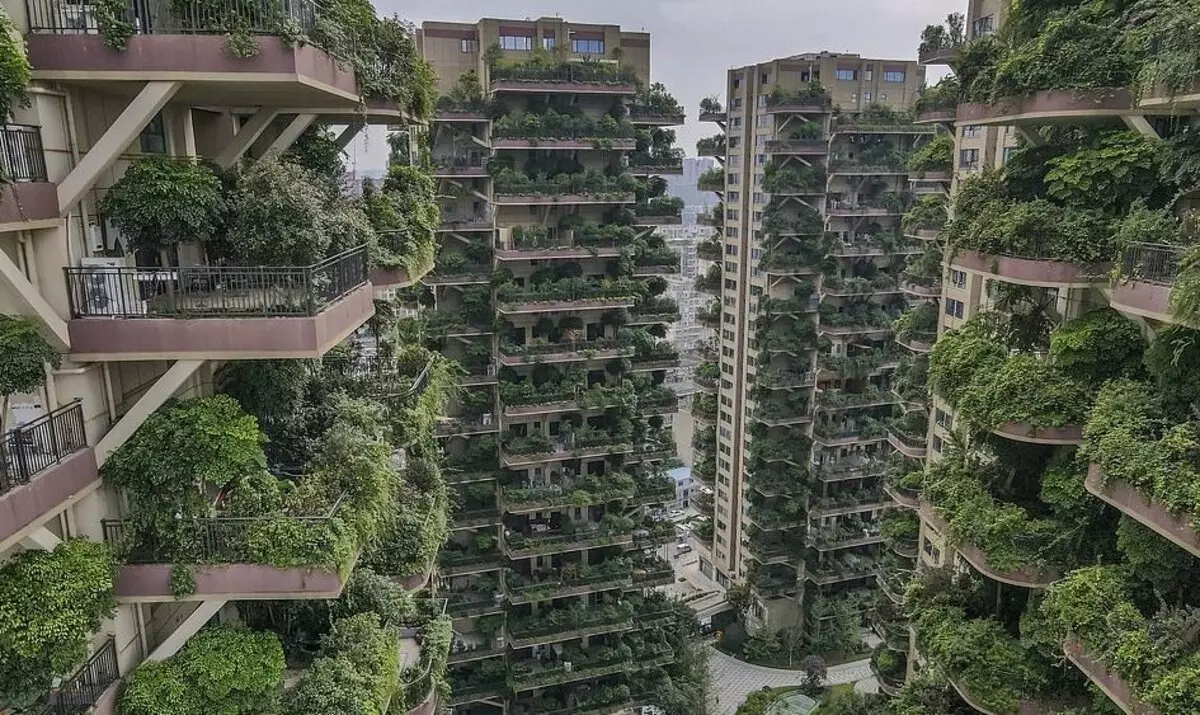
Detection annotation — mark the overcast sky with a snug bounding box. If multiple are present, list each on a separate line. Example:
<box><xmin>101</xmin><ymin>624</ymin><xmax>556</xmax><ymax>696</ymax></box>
<box><xmin>346</xmin><ymin>0</ymin><xmax>961</xmax><ymax>174</ymax></box>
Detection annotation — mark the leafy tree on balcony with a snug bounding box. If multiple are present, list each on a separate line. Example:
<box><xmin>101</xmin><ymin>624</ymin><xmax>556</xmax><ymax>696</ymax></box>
<box><xmin>100</xmin><ymin>157</ymin><xmax>227</xmax><ymax>256</ymax></box>
<box><xmin>901</xmin><ymin>193</ymin><xmax>948</xmax><ymax>236</ymax></box>
<box><xmin>919</xmin><ymin>13</ymin><xmax>964</xmax><ymax>57</ymax></box>
<box><xmin>695</xmin><ymin>135</ymin><xmax>725</xmax><ymax>155</ymax></box>
<box><xmin>762</xmin><ymin>161</ymin><xmax>826</xmax><ymax>194</ymax></box>
<box><xmin>0</xmin><ymin>540</ymin><xmax>116</xmax><ymax>707</ymax></box>
<box><xmin>0</xmin><ymin>314</ymin><xmax>60</xmax><ymax>434</ymax></box>
<box><xmin>493</xmin><ymin>110</ymin><xmax>635</xmax><ymax>140</ymax></box>
<box><xmin>631</xmin><ymin>127</ymin><xmax>685</xmax><ymax>169</ymax></box>
<box><xmin>699</xmin><ymin>96</ymin><xmax>723</xmax><ymax>114</ymax></box>
<box><xmin>368</xmin><ymin>164</ymin><xmax>441</xmax><ymax>275</ymax></box>
<box><xmin>436</xmin><ymin>70</ymin><xmax>487</xmax><ymax>113</ymax></box>
<box><xmin>914</xmin><ymin>76</ymin><xmax>960</xmax><ymax>115</ymax></box>
<box><xmin>488</xmin><ymin>47</ymin><xmax>637</xmax><ymax>85</ymax></box>
<box><xmin>765</xmin><ymin>81</ymin><xmax>829</xmax><ymax>108</ymax></box>
<box><xmin>0</xmin><ymin>7</ymin><xmax>28</xmax><ymax>123</ymax></box>
<box><xmin>906</xmin><ymin>133</ymin><xmax>954</xmax><ymax>173</ymax></box>
<box><xmin>631</xmin><ymin>82</ymin><xmax>685</xmax><ymax>117</ymax></box>
<box><xmin>893</xmin><ymin>302</ymin><xmax>938</xmax><ymax>343</ymax></box>
<box><xmin>118</xmin><ymin>625</ymin><xmax>285</xmax><ymax>715</ymax></box>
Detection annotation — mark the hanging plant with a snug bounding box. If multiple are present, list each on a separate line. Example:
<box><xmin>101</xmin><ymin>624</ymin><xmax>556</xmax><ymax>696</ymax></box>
<box><xmin>95</xmin><ymin>0</ymin><xmax>134</xmax><ymax>50</ymax></box>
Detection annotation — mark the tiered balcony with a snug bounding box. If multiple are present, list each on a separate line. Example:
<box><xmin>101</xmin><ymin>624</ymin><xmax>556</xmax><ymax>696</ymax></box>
<box><xmin>438</xmin><ymin>549</ymin><xmax>505</xmax><ymax>577</ymax></box>
<box><xmin>498</xmin><ymin>338</ymin><xmax>634</xmax><ymax>366</ymax></box>
<box><xmin>806</xmin><ymin>525</ymin><xmax>884</xmax><ymax>551</ymax></box>
<box><xmin>887</xmin><ymin>425</ymin><xmax>928</xmax><ymax>458</ymax></box>
<box><xmin>955</xmin><ymin>88</ymin><xmax>1135</xmax><ymax>127</ymax></box>
<box><xmin>765</xmin><ymin>137</ymin><xmax>828</xmax><ymax>156</ymax></box>
<box><xmin>807</xmin><ymin>558</ymin><xmax>877</xmax><ymax>585</ymax></box>
<box><xmin>1109</xmin><ymin>243</ymin><xmax>1178</xmax><ymax>322</ymax></box>
<box><xmin>628</xmin><ymin>105</ymin><xmax>686</xmax><ymax>127</ymax></box>
<box><xmin>948</xmin><ymin>248</ymin><xmax>1108</xmax><ymax>289</ymax></box>
<box><xmin>1064</xmin><ymin>637</ymin><xmax>1157</xmax><ymax>715</ymax></box>
<box><xmin>0</xmin><ymin>124</ymin><xmax>59</xmax><ymax>226</ymax></box>
<box><xmin>507</xmin><ymin>604</ymin><xmax>635</xmax><ymax>648</ymax></box>
<box><xmin>0</xmin><ymin>401</ymin><xmax>96</xmax><ymax>547</ymax></box>
<box><xmin>501</xmin><ymin>526</ymin><xmax>634</xmax><ymax>559</ymax></box>
<box><xmin>921</xmin><ymin>502</ymin><xmax>1060</xmax><ymax>588</ymax></box>
<box><xmin>435</xmin><ymin>417</ymin><xmax>499</xmax><ymax>438</ymax></box>
<box><xmin>495</xmin><ymin>284</ymin><xmax>637</xmax><ymax>315</ymax></box>
<box><xmin>439</xmin><ymin>209</ymin><xmax>494</xmax><ymax>232</ymax></box>
<box><xmin>1085</xmin><ymin>464</ymin><xmax>1200</xmax><ymax>558</ymax></box>
<box><xmin>490</xmin><ymin>64</ymin><xmax>637</xmax><ymax>95</ymax></box>
<box><xmin>102</xmin><ymin>502</ymin><xmax>355</xmax><ymax>602</ymax></box>
<box><xmin>25</xmin><ymin>0</ymin><xmax>368</xmax><ymax>107</ymax></box>
<box><xmin>501</xmin><ymin>433</ymin><xmax>633</xmax><ymax>468</ymax></box>
<box><xmin>31</xmin><ymin>636</ymin><xmax>120</xmax><ymax>715</ymax></box>
<box><xmin>64</xmin><ymin>247</ymin><xmax>373</xmax><ymax>361</ymax></box>
<box><xmin>495</xmin><ymin>227</ymin><xmax>622</xmax><ymax>262</ymax></box>
<box><xmin>432</xmin><ymin>156</ymin><xmax>490</xmax><ymax>179</ymax></box>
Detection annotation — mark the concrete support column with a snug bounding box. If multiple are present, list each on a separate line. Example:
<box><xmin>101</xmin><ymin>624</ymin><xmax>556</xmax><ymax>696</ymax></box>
<box><xmin>94</xmin><ymin>360</ymin><xmax>205</xmax><ymax>468</ymax></box>
<box><xmin>264</xmin><ymin>113</ymin><xmax>318</xmax><ymax>156</ymax></box>
<box><xmin>212</xmin><ymin>108</ymin><xmax>280</xmax><ymax>169</ymax></box>
<box><xmin>144</xmin><ymin>600</ymin><xmax>225</xmax><ymax>662</ymax></box>
<box><xmin>0</xmin><ymin>242</ymin><xmax>70</xmax><ymax>348</ymax></box>
<box><xmin>57</xmin><ymin>81</ymin><xmax>182</xmax><ymax>214</ymax></box>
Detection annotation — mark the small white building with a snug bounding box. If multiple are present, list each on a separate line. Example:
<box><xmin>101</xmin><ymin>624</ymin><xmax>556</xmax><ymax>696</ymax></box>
<box><xmin>669</xmin><ymin>466</ymin><xmax>694</xmax><ymax>510</ymax></box>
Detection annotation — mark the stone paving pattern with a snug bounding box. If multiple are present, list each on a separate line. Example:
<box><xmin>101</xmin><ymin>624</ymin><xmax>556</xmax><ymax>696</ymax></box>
<box><xmin>708</xmin><ymin>647</ymin><xmax>875</xmax><ymax>715</ymax></box>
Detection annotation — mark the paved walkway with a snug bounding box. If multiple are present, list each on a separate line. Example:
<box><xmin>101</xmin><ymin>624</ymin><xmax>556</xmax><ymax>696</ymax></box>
<box><xmin>708</xmin><ymin>647</ymin><xmax>874</xmax><ymax>715</ymax></box>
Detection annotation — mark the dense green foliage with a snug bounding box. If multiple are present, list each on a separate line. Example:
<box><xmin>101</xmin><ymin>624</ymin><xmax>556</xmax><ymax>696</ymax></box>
<box><xmin>118</xmin><ymin>626</ymin><xmax>285</xmax><ymax>715</ymax></box>
<box><xmin>281</xmin><ymin>613</ymin><xmax>399</xmax><ymax>714</ymax></box>
<box><xmin>0</xmin><ymin>540</ymin><xmax>116</xmax><ymax>706</ymax></box>
<box><xmin>100</xmin><ymin>158</ymin><xmax>226</xmax><ymax>254</ymax></box>
<box><xmin>0</xmin><ymin>314</ymin><xmax>60</xmax><ymax>432</ymax></box>
<box><xmin>906</xmin><ymin>134</ymin><xmax>954</xmax><ymax>173</ymax></box>
<box><xmin>0</xmin><ymin>7</ymin><xmax>29</xmax><ymax>121</ymax></box>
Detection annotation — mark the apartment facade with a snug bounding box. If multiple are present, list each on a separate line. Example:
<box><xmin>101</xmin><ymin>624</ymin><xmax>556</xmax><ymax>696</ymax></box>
<box><xmin>419</xmin><ymin>18</ymin><xmax>689</xmax><ymax>715</ymax></box>
<box><xmin>692</xmin><ymin>52</ymin><xmax>933</xmax><ymax>644</ymax></box>
<box><xmin>890</xmin><ymin>0</ymin><xmax>1200</xmax><ymax>709</ymax></box>
<box><xmin>0</xmin><ymin>0</ymin><xmax>448</xmax><ymax>712</ymax></box>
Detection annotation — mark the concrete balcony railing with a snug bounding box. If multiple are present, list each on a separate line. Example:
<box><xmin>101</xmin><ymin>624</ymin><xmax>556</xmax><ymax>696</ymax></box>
<box><xmin>507</xmin><ymin>607</ymin><xmax>635</xmax><ymax>648</ymax></box>
<box><xmin>25</xmin><ymin>0</ymin><xmax>364</xmax><ymax>106</ymax></box>
<box><xmin>921</xmin><ymin>502</ymin><xmax>1061</xmax><ymax>588</ymax></box>
<box><xmin>498</xmin><ymin>339</ymin><xmax>634</xmax><ymax>366</ymax></box>
<box><xmin>489</xmin><ymin>65</ymin><xmax>637</xmax><ymax>95</ymax></box>
<box><xmin>1085</xmin><ymin>463</ymin><xmax>1200</xmax><ymax>558</ymax></box>
<box><xmin>501</xmin><ymin>526</ymin><xmax>636</xmax><ymax>558</ymax></box>
<box><xmin>955</xmin><ymin>88</ymin><xmax>1135</xmax><ymax>127</ymax></box>
<box><xmin>64</xmin><ymin>247</ymin><xmax>373</xmax><ymax>361</ymax></box>
<box><xmin>30</xmin><ymin>635</ymin><xmax>121</xmax><ymax>715</ymax></box>
<box><xmin>102</xmin><ymin>495</ymin><xmax>355</xmax><ymax>602</ymax></box>
<box><xmin>1110</xmin><ymin>242</ymin><xmax>1179</xmax><ymax>323</ymax></box>
<box><xmin>0</xmin><ymin>401</ymin><xmax>96</xmax><ymax>548</ymax></box>
<box><xmin>949</xmin><ymin>248</ymin><xmax>1109</xmax><ymax>289</ymax></box>
<box><xmin>628</xmin><ymin>106</ymin><xmax>686</xmax><ymax>126</ymax></box>
<box><xmin>1064</xmin><ymin>637</ymin><xmax>1158</xmax><ymax>715</ymax></box>
<box><xmin>0</xmin><ymin>123</ymin><xmax>59</xmax><ymax>226</ymax></box>
<box><xmin>437</xmin><ymin>551</ymin><xmax>505</xmax><ymax>576</ymax></box>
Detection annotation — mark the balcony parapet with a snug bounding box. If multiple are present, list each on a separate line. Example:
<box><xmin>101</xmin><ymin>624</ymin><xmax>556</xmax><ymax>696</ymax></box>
<box><xmin>991</xmin><ymin>422</ymin><xmax>1084</xmax><ymax>446</ymax></box>
<box><xmin>1085</xmin><ymin>464</ymin><xmax>1200</xmax><ymax>558</ymax></box>
<box><xmin>1064</xmin><ymin>637</ymin><xmax>1158</xmax><ymax>715</ymax></box>
<box><xmin>921</xmin><ymin>502</ymin><xmax>1060</xmax><ymax>588</ymax></box>
<box><xmin>0</xmin><ymin>401</ymin><xmax>95</xmax><ymax>547</ymax></box>
<box><xmin>949</xmin><ymin>248</ymin><xmax>1108</xmax><ymax>289</ymax></box>
<box><xmin>64</xmin><ymin>247</ymin><xmax>372</xmax><ymax>361</ymax></box>
<box><xmin>955</xmin><ymin>88</ymin><xmax>1135</xmax><ymax>127</ymax></box>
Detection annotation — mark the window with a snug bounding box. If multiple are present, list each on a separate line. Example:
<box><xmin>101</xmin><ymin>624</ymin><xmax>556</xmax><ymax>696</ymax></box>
<box><xmin>761</xmin><ymin>72</ymin><xmax>770</xmax><ymax>84</ymax></box>
<box><xmin>725</xmin><ymin>227</ymin><xmax>738</xmax><ymax>237</ymax></box>
<box><xmin>933</xmin><ymin>435</ymin><xmax>944</xmax><ymax>453</ymax></box>
<box><xmin>758</xmin><ymin>115</ymin><xmax>772</xmax><ymax>127</ymax></box>
<box><xmin>754</xmin><ymin>172</ymin><xmax>763</xmax><ymax>185</ymax></box>
<box><xmin>542</xmin><ymin>35</ymin><xmax>555</xmax><ymax>50</ymax></box>
<box><xmin>724</xmin><ymin>261</ymin><xmax>737</xmax><ymax>272</ymax></box>
<box><xmin>935</xmin><ymin>409</ymin><xmax>952</xmax><ymax>428</ymax></box>
<box><xmin>460</xmin><ymin>38</ymin><xmax>479</xmax><ymax>53</ymax></box>
<box><xmin>755</xmin><ymin>135</ymin><xmax>766</xmax><ymax>146</ymax></box>
<box><xmin>729</xmin><ymin>136</ymin><xmax>741</xmax><ymax>148</ymax></box>
<box><xmin>864</xmin><ymin>92</ymin><xmax>872</xmax><ymax>102</ymax></box>
<box><xmin>719</xmin><ymin>427</ymin><xmax>731</xmax><ymax>438</ymax></box>
<box><xmin>720</xmin><ymin>411</ymin><xmax>732</xmax><ymax>423</ymax></box>
<box><xmin>732</xmin><ymin>117</ymin><xmax>742</xmax><ymax>128</ymax></box>
<box><xmin>950</xmin><ymin>269</ymin><xmax>966</xmax><ymax>289</ymax></box>
<box><xmin>1003</xmin><ymin>146</ymin><xmax>1016</xmax><ymax>164</ymax></box>
<box><xmin>753</xmin><ymin>192</ymin><xmax>765</xmax><ymax>204</ymax></box>
<box><xmin>880</xmin><ymin>93</ymin><xmax>887</xmax><ymax>101</ymax></box>
<box><xmin>725</xmin><ymin>208</ymin><xmax>738</xmax><ymax>219</ymax></box>
<box><xmin>755</xmin><ymin>154</ymin><xmax>766</xmax><ymax>165</ymax></box>
<box><xmin>732</xmin><ymin>77</ymin><xmax>741</xmax><ymax>89</ymax></box>
<box><xmin>571</xmin><ymin>38</ymin><xmax>605</xmax><ymax>54</ymax></box>
<box><xmin>753</xmin><ymin>211</ymin><xmax>763</xmax><ymax>222</ymax></box>
<box><xmin>728</xmin><ymin>191</ymin><xmax>740</xmax><ymax>202</ymax></box>
<box><xmin>959</xmin><ymin>148</ymin><xmax>980</xmax><ymax>169</ymax></box>
<box><xmin>750</xmin><ymin>248</ymin><xmax>763</xmax><ymax>261</ymax></box>
<box><xmin>731</xmin><ymin>98</ymin><xmax>743</xmax><ymax>109</ymax></box>
<box><xmin>139</xmin><ymin>113</ymin><xmax>167</xmax><ymax>154</ymax></box>
<box><xmin>884</xmin><ymin>70</ymin><xmax>905</xmax><ymax>82</ymax></box>
<box><xmin>945</xmin><ymin>298</ymin><xmax>964</xmax><ymax>319</ymax></box>
<box><xmin>851</xmin><ymin>92</ymin><xmax>858</xmax><ymax>102</ymax></box>
<box><xmin>725</xmin><ymin>245</ymin><xmax>738</xmax><ymax>256</ymax></box>
<box><xmin>723</xmin><ymin>312</ymin><xmax>735</xmax><ymax>325</ymax></box>
<box><xmin>864</xmin><ymin>68</ymin><xmax>874</xmax><ymax>81</ymax></box>
<box><xmin>727</xmin><ymin>173</ymin><xmax>739</xmax><ymax>185</ymax></box>
<box><xmin>723</xmin><ymin>279</ymin><xmax>737</xmax><ymax>290</ymax></box>
<box><xmin>973</xmin><ymin>15</ymin><xmax>995</xmax><ymax>37</ymax></box>
<box><xmin>499</xmin><ymin>35</ymin><xmax>533</xmax><ymax>51</ymax></box>
<box><xmin>962</xmin><ymin>125</ymin><xmax>982</xmax><ymax>138</ymax></box>
<box><xmin>756</xmin><ymin>95</ymin><xmax>766</xmax><ymax>108</ymax></box>
<box><xmin>836</xmin><ymin>69</ymin><xmax>857</xmax><ymax>81</ymax></box>
<box><xmin>721</xmin><ymin>347</ymin><xmax>734</xmax><ymax>358</ymax></box>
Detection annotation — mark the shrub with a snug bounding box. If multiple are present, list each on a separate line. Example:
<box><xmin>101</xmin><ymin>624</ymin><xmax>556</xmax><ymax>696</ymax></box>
<box><xmin>118</xmin><ymin>626</ymin><xmax>285</xmax><ymax>715</ymax></box>
<box><xmin>928</xmin><ymin>321</ymin><xmax>1006</xmax><ymax>407</ymax></box>
<box><xmin>100</xmin><ymin>157</ymin><xmax>225</xmax><ymax>255</ymax></box>
<box><xmin>958</xmin><ymin>355</ymin><xmax>1090</xmax><ymax>431</ymax></box>
<box><xmin>1049</xmin><ymin>308</ymin><xmax>1145</xmax><ymax>385</ymax></box>
<box><xmin>0</xmin><ymin>540</ymin><xmax>116</xmax><ymax>706</ymax></box>
<box><xmin>0</xmin><ymin>314</ymin><xmax>61</xmax><ymax>433</ymax></box>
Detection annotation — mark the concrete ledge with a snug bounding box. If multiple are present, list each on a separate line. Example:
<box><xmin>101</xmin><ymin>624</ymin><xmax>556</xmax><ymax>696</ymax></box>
<box><xmin>921</xmin><ymin>502</ymin><xmax>1059</xmax><ymax>588</ymax></box>
<box><xmin>955</xmin><ymin>89</ymin><xmax>1134</xmax><ymax>126</ymax></box>
<box><xmin>951</xmin><ymin>249</ymin><xmax>1107</xmax><ymax>288</ymax></box>
<box><xmin>490</xmin><ymin>80</ymin><xmax>635</xmax><ymax>94</ymax></box>
<box><xmin>68</xmin><ymin>283</ymin><xmax>374</xmax><ymax>361</ymax></box>
<box><xmin>1110</xmin><ymin>280</ymin><xmax>1174</xmax><ymax>323</ymax></box>
<box><xmin>113</xmin><ymin>562</ymin><xmax>346</xmax><ymax>602</ymax></box>
<box><xmin>0</xmin><ymin>182</ymin><xmax>59</xmax><ymax>225</ymax></box>
<box><xmin>1065</xmin><ymin>637</ymin><xmax>1157</xmax><ymax>715</ymax></box>
<box><xmin>1085</xmin><ymin>464</ymin><xmax>1200</xmax><ymax>558</ymax></box>
<box><xmin>992</xmin><ymin>422</ymin><xmax>1084</xmax><ymax>445</ymax></box>
<box><xmin>0</xmin><ymin>448</ymin><xmax>99</xmax><ymax>547</ymax></box>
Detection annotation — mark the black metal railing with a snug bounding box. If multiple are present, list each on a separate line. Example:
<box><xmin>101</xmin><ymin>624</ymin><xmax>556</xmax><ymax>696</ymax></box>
<box><xmin>1121</xmin><ymin>242</ymin><xmax>1182</xmax><ymax>286</ymax></box>
<box><xmin>0</xmin><ymin>401</ymin><xmax>87</xmax><ymax>496</ymax></box>
<box><xmin>101</xmin><ymin>492</ymin><xmax>346</xmax><ymax>563</ymax></box>
<box><xmin>64</xmin><ymin>246</ymin><xmax>367</xmax><ymax>318</ymax></box>
<box><xmin>26</xmin><ymin>0</ymin><xmax>321</xmax><ymax>38</ymax></box>
<box><xmin>0</xmin><ymin>124</ymin><xmax>48</xmax><ymax>182</ymax></box>
<box><xmin>40</xmin><ymin>637</ymin><xmax>119</xmax><ymax>715</ymax></box>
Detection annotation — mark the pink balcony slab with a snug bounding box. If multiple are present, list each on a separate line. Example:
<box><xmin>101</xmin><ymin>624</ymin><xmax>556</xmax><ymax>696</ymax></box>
<box><xmin>955</xmin><ymin>89</ymin><xmax>1134</xmax><ymax>127</ymax></box>
<box><xmin>114</xmin><ymin>562</ymin><xmax>348</xmax><ymax>602</ymax></box>
<box><xmin>922</xmin><ymin>503</ymin><xmax>1059</xmax><ymax>588</ymax></box>
<box><xmin>991</xmin><ymin>422</ymin><xmax>1084</xmax><ymax>445</ymax></box>
<box><xmin>0</xmin><ymin>182</ymin><xmax>59</xmax><ymax>227</ymax></box>
<box><xmin>1085</xmin><ymin>464</ymin><xmax>1200</xmax><ymax>558</ymax></box>
<box><xmin>1065</xmin><ymin>637</ymin><xmax>1157</xmax><ymax>715</ymax></box>
<box><xmin>947</xmin><ymin>676</ymin><xmax>1053</xmax><ymax>715</ymax></box>
<box><xmin>764</xmin><ymin>103</ymin><xmax>831</xmax><ymax>115</ymax></box>
<box><xmin>27</xmin><ymin>35</ymin><xmax>361</xmax><ymax>107</ymax></box>
<box><xmin>1110</xmin><ymin>280</ymin><xmax>1174</xmax><ymax>323</ymax></box>
<box><xmin>494</xmin><ymin>193</ymin><xmax>635</xmax><ymax>206</ymax></box>
<box><xmin>67</xmin><ymin>284</ymin><xmax>374</xmax><ymax>362</ymax></box>
<box><xmin>497</xmin><ymin>297</ymin><xmax>635</xmax><ymax>315</ymax></box>
<box><xmin>370</xmin><ymin>262</ymin><xmax>434</xmax><ymax>291</ymax></box>
<box><xmin>916</xmin><ymin>110</ymin><xmax>956</xmax><ymax>125</ymax></box>
<box><xmin>0</xmin><ymin>448</ymin><xmax>98</xmax><ymax>548</ymax></box>
<box><xmin>490</xmin><ymin>80</ymin><xmax>636</xmax><ymax>95</ymax></box>
<box><xmin>629</xmin><ymin>112</ymin><xmax>685</xmax><ymax>126</ymax></box>
<box><xmin>434</xmin><ymin>111</ymin><xmax>489</xmax><ymax>123</ymax></box>
<box><xmin>950</xmin><ymin>249</ymin><xmax>1107</xmax><ymax>288</ymax></box>
<box><xmin>492</xmin><ymin>138</ymin><xmax>636</xmax><ymax>150</ymax></box>
<box><xmin>431</xmin><ymin>165</ymin><xmax>490</xmax><ymax>178</ymax></box>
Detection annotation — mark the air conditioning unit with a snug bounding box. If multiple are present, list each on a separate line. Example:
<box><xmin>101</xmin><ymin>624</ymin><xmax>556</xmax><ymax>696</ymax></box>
<box><xmin>77</xmin><ymin>256</ymin><xmax>141</xmax><ymax>316</ymax></box>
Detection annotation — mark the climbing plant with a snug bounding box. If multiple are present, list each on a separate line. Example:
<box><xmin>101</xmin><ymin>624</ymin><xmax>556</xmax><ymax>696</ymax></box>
<box><xmin>0</xmin><ymin>314</ymin><xmax>59</xmax><ymax>434</ymax></box>
<box><xmin>0</xmin><ymin>539</ymin><xmax>116</xmax><ymax>707</ymax></box>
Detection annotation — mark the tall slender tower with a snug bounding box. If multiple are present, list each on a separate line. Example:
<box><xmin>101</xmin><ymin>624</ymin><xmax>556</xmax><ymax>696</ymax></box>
<box><xmin>693</xmin><ymin>52</ymin><xmax>934</xmax><ymax>649</ymax></box>
<box><xmin>419</xmin><ymin>18</ymin><xmax>694</xmax><ymax>715</ymax></box>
